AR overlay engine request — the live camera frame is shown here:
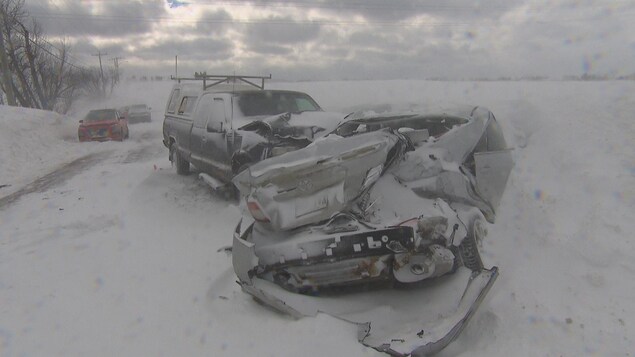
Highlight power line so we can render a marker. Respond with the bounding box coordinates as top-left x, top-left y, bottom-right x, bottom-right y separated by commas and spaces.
11, 25, 88, 71
35, 35, 91, 68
